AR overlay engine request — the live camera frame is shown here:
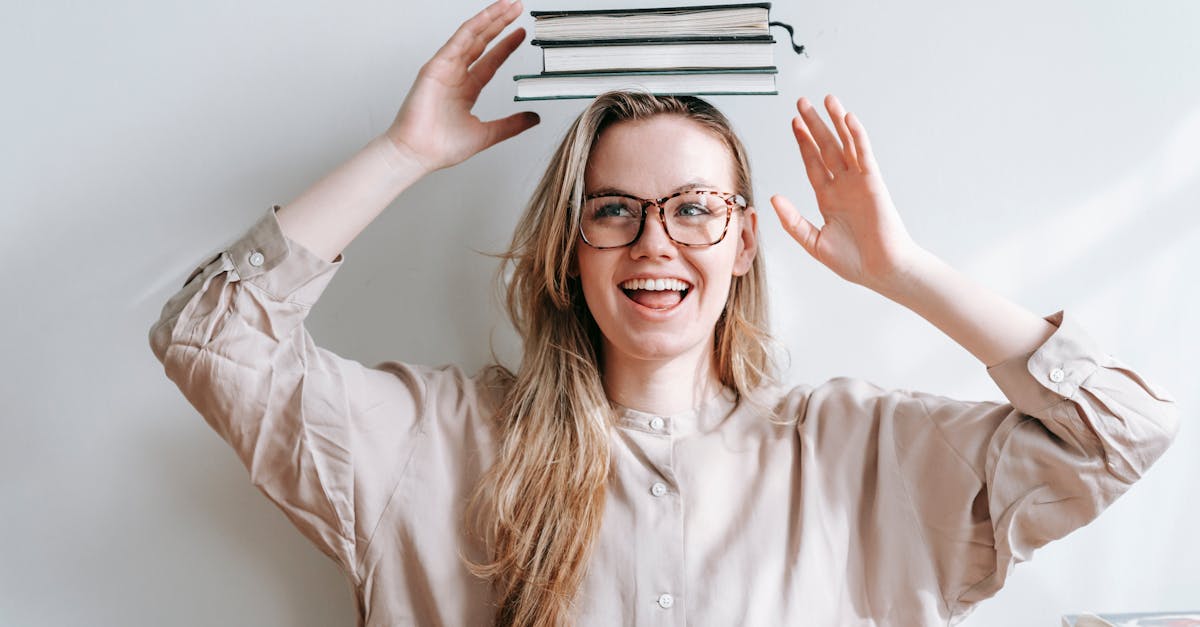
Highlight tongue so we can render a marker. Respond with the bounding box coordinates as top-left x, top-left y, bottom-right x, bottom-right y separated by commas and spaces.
628, 289, 683, 309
